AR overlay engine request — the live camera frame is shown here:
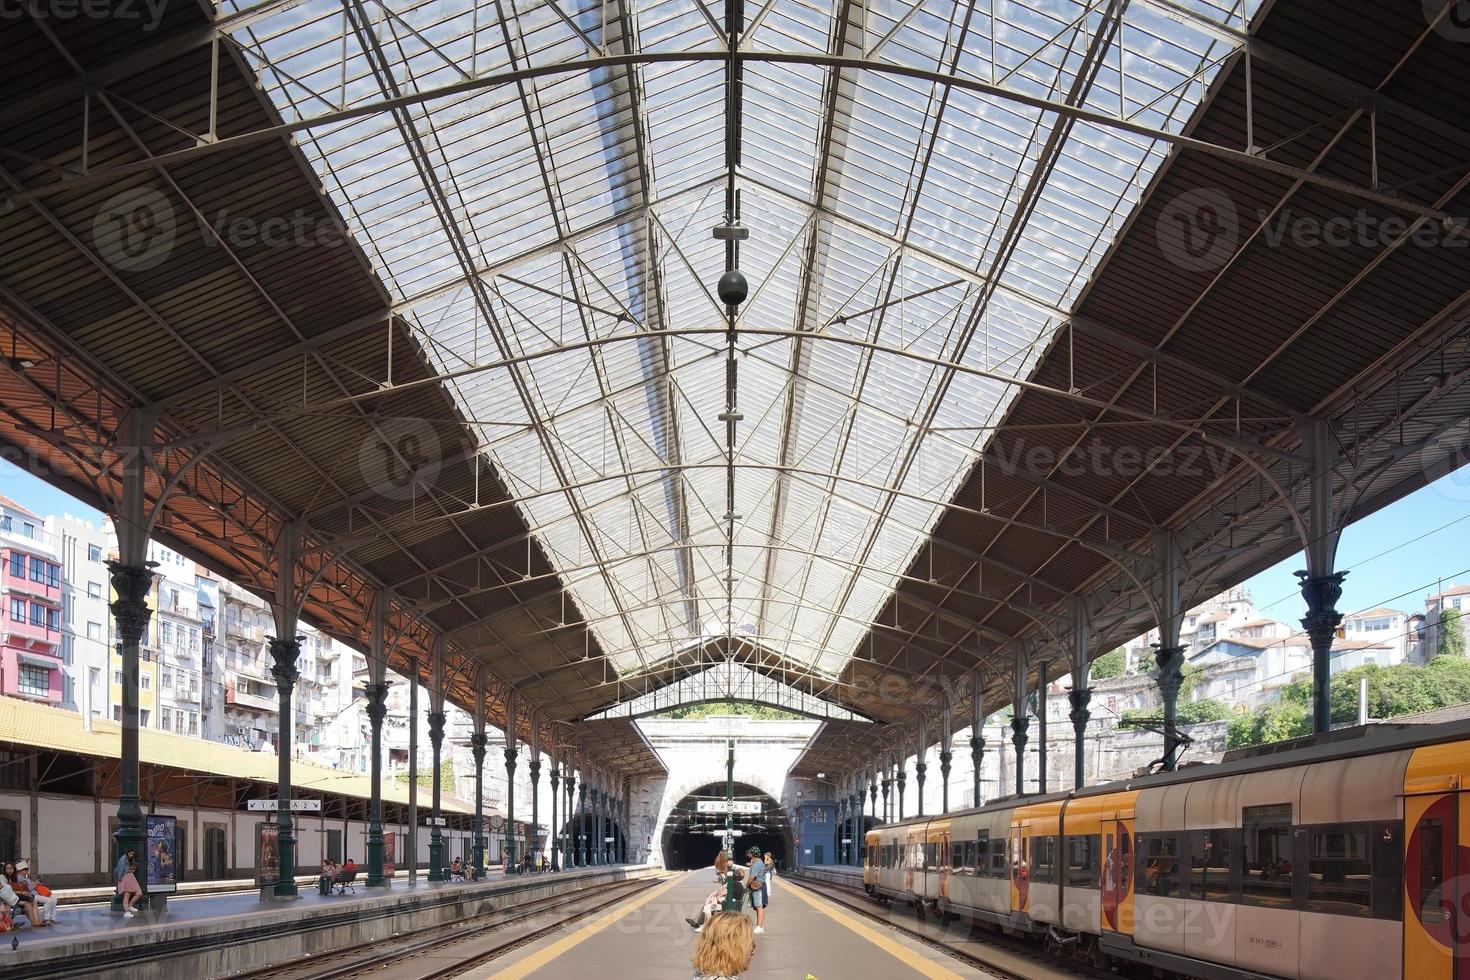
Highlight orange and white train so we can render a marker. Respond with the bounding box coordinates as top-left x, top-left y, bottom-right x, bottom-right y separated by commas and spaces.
864, 717, 1470, 980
